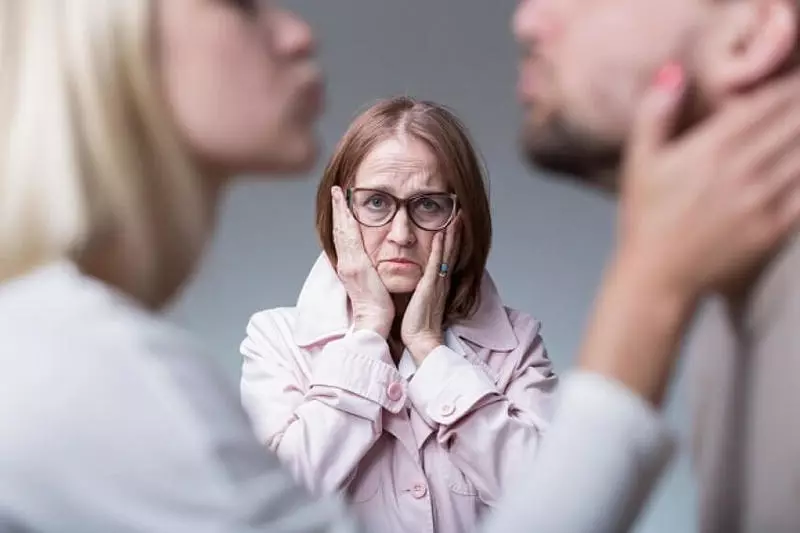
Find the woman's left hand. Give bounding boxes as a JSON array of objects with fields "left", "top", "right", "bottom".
[{"left": 401, "top": 214, "right": 461, "bottom": 364}]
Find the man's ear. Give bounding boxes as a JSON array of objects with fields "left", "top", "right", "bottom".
[{"left": 698, "top": 0, "right": 797, "bottom": 96}]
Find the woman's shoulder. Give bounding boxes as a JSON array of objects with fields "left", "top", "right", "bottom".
[
  {"left": 243, "top": 299, "right": 348, "bottom": 352},
  {"left": 244, "top": 306, "right": 300, "bottom": 338},
  {"left": 0, "top": 261, "right": 199, "bottom": 362},
  {"left": 240, "top": 305, "right": 310, "bottom": 360},
  {"left": 0, "top": 263, "right": 256, "bottom": 474}
]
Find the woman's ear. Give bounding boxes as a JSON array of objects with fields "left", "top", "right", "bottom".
[{"left": 698, "top": 0, "right": 797, "bottom": 97}]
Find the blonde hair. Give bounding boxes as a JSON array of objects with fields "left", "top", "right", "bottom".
[{"left": 0, "top": 0, "right": 208, "bottom": 302}]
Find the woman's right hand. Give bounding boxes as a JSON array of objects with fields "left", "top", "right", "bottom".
[
  {"left": 618, "top": 64, "right": 800, "bottom": 300},
  {"left": 578, "top": 65, "right": 800, "bottom": 407},
  {"left": 331, "top": 186, "right": 394, "bottom": 338}
]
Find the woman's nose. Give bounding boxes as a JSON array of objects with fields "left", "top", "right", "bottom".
[{"left": 386, "top": 208, "right": 416, "bottom": 246}]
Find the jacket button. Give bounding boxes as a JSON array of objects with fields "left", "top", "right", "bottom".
[
  {"left": 387, "top": 382, "right": 404, "bottom": 402},
  {"left": 411, "top": 483, "right": 428, "bottom": 499},
  {"left": 440, "top": 403, "right": 455, "bottom": 416}
]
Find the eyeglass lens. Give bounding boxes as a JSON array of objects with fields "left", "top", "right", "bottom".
[{"left": 349, "top": 189, "right": 455, "bottom": 230}]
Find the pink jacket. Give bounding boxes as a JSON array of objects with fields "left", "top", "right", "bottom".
[{"left": 240, "top": 254, "right": 558, "bottom": 533}]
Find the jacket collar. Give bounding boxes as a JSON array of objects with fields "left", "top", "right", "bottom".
[{"left": 292, "top": 253, "right": 518, "bottom": 352}]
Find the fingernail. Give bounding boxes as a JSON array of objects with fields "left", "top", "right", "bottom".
[{"left": 653, "top": 62, "right": 684, "bottom": 92}]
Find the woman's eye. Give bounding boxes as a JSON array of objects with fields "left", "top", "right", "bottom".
[{"left": 367, "top": 196, "right": 386, "bottom": 208}]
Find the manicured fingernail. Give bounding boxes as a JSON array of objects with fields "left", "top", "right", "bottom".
[{"left": 653, "top": 62, "right": 683, "bottom": 92}]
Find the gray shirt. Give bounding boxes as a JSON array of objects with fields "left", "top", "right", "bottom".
[{"left": 689, "top": 237, "right": 800, "bottom": 532}]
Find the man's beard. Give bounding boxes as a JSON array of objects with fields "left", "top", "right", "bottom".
[{"left": 521, "top": 113, "right": 623, "bottom": 194}]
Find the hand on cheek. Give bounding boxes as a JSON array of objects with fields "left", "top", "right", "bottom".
[{"left": 401, "top": 214, "right": 461, "bottom": 364}]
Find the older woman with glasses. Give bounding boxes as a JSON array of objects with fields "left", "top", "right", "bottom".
[{"left": 239, "top": 96, "right": 558, "bottom": 533}]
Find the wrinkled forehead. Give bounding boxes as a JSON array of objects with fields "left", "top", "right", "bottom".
[{"left": 353, "top": 138, "right": 448, "bottom": 193}]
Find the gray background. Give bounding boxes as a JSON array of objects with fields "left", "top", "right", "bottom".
[{"left": 169, "top": 1, "right": 697, "bottom": 531}]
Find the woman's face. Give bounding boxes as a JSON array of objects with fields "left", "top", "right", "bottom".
[
  {"left": 157, "top": 0, "right": 324, "bottom": 177},
  {"left": 351, "top": 137, "right": 455, "bottom": 295}
]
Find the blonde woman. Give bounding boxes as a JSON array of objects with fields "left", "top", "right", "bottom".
[{"left": 0, "top": 1, "right": 359, "bottom": 532}]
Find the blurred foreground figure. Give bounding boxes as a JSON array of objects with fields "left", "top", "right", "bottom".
[
  {"left": 0, "top": 1, "right": 361, "bottom": 532},
  {"left": 498, "top": 0, "right": 800, "bottom": 530}
]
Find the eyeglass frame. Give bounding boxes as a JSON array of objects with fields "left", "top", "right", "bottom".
[{"left": 345, "top": 187, "right": 459, "bottom": 231}]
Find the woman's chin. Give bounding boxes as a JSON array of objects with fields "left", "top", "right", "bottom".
[{"left": 380, "top": 273, "right": 420, "bottom": 294}]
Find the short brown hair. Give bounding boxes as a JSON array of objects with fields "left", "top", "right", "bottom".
[{"left": 316, "top": 96, "right": 492, "bottom": 322}]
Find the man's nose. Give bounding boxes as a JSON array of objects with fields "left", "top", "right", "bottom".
[{"left": 513, "top": 0, "right": 560, "bottom": 48}]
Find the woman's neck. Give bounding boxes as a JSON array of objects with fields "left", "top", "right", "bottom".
[
  {"left": 80, "top": 176, "right": 223, "bottom": 310},
  {"left": 389, "top": 293, "right": 412, "bottom": 361}
]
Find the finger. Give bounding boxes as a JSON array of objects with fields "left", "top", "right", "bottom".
[
  {"left": 424, "top": 230, "right": 446, "bottom": 282},
  {"left": 750, "top": 145, "right": 800, "bottom": 206},
  {"left": 339, "top": 187, "right": 367, "bottom": 235},
  {"left": 701, "top": 70, "right": 800, "bottom": 150},
  {"left": 331, "top": 186, "right": 343, "bottom": 232},
  {"left": 745, "top": 154, "right": 800, "bottom": 248},
  {"left": 627, "top": 62, "right": 686, "bottom": 162},
  {"left": 331, "top": 186, "right": 354, "bottom": 228},
  {"left": 330, "top": 187, "right": 348, "bottom": 253},
  {"left": 734, "top": 102, "right": 800, "bottom": 183},
  {"left": 331, "top": 186, "right": 366, "bottom": 263},
  {"left": 781, "top": 184, "right": 800, "bottom": 235},
  {"left": 761, "top": 181, "right": 800, "bottom": 255},
  {"left": 760, "top": 153, "right": 800, "bottom": 216},
  {"left": 735, "top": 69, "right": 800, "bottom": 128},
  {"left": 444, "top": 212, "right": 462, "bottom": 267}
]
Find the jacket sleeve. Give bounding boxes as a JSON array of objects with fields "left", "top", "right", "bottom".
[
  {"left": 482, "top": 371, "right": 676, "bottom": 533},
  {"left": 405, "top": 313, "right": 558, "bottom": 505},
  {"left": 240, "top": 311, "right": 406, "bottom": 495}
]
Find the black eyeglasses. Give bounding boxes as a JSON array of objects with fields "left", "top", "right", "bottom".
[{"left": 346, "top": 188, "right": 458, "bottom": 231}]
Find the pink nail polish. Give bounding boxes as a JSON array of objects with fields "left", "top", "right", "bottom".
[{"left": 653, "top": 62, "right": 684, "bottom": 91}]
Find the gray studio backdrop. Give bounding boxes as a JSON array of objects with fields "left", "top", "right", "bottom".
[{"left": 168, "top": 1, "right": 697, "bottom": 531}]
